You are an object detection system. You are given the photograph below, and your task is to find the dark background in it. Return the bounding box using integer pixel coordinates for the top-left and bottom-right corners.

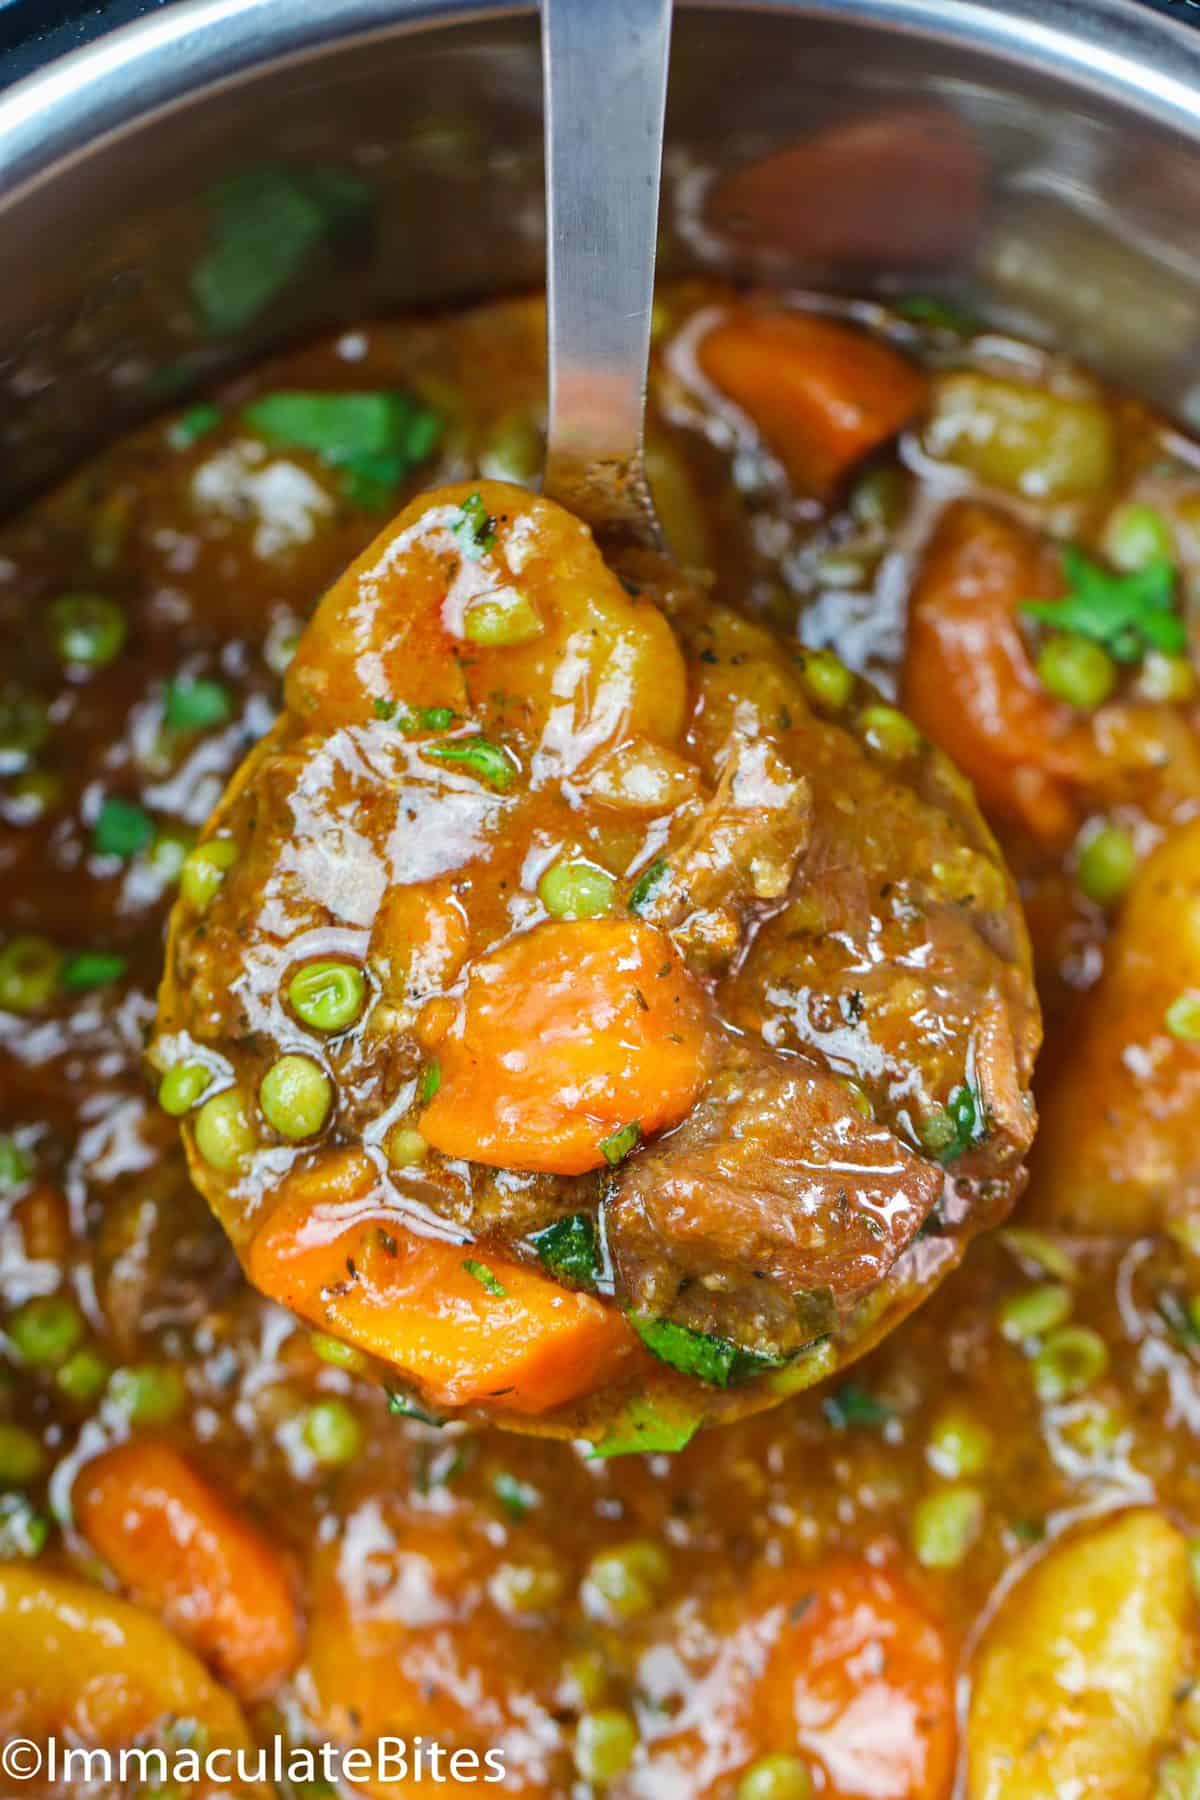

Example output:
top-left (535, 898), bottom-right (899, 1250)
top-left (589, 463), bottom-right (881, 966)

top-left (0, 0), bottom-right (1196, 95)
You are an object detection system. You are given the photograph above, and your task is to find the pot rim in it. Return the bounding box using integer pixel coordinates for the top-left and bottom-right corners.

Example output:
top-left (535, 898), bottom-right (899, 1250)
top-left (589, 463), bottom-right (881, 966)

top-left (1, 0), bottom-right (1199, 204)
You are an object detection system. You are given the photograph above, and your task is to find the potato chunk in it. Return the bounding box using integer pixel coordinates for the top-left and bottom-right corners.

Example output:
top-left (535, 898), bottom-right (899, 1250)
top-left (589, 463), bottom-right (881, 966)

top-left (924, 370), bottom-right (1116, 500)
top-left (967, 1508), bottom-right (1191, 1799)
top-left (1030, 818), bottom-right (1200, 1233)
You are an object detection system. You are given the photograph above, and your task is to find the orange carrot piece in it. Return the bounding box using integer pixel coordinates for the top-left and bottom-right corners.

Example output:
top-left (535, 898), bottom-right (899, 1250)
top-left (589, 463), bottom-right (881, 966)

top-left (248, 1151), bottom-right (636, 1414)
top-left (74, 1439), bottom-right (301, 1703)
top-left (697, 309), bottom-right (928, 498)
top-left (419, 918), bottom-right (712, 1176)
top-left (902, 500), bottom-right (1096, 845)
top-left (747, 1557), bottom-right (956, 1799)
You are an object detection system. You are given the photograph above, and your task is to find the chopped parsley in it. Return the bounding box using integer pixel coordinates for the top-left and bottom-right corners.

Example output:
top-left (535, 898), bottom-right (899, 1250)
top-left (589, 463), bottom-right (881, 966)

top-left (493, 1471), bottom-right (541, 1521)
top-left (532, 1214), bottom-right (601, 1289)
top-left (167, 403), bottom-right (222, 450)
top-left (1022, 546), bottom-right (1186, 664)
top-left (241, 388), bottom-right (442, 502)
top-left (92, 796), bottom-right (154, 859)
top-left (373, 698), bottom-right (456, 733)
top-left (191, 163), bottom-right (373, 336)
top-left (895, 294), bottom-right (978, 336)
top-left (165, 676), bottom-right (233, 732)
top-left (60, 951), bottom-right (127, 992)
top-left (424, 736), bottom-right (517, 791)
top-left (384, 1387), bottom-right (446, 1427)
top-left (630, 1315), bottom-right (775, 1388)
top-left (418, 1061), bottom-right (441, 1104)
top-left (822, 1381), bottom-right (895, 1431)
top-left (463, 1259), bottom-right (507, 1298)
top-left (590, 1393), bottom-right (701, 1459)
top-left (452, 491), bottom-right (497, 561)
top-left (919, 1082), bottom-right (987, 1164)
top-left (600, 1121), bottom-right (641, 1167)
top-left (628, 859), bottom-right (670, 916)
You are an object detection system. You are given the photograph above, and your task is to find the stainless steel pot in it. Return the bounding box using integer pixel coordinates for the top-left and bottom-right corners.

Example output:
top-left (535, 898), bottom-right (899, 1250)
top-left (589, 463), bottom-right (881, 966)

top-left (4, 0), bottom-right (1200, 509)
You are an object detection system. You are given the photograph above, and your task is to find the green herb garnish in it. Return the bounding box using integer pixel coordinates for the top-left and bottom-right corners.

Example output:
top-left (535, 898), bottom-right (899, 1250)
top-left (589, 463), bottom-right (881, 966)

top-left (532, 1214), bottom-right (601, 1289)
top-left (590, 1394), bottom-right (701, 1459)
top-left (600, 1121), bottom-right (641, 1167)
top-left (1022, 546), bottom-right (1186, 664)
top-left (384, 1387), bottom-right (446, 1427)
top-left (895, 294), bottom-right (978, 336)
top-left (630, 1316), bottom-right (774, 1388)
top-left (373, 697), bottom-right (397, 720)
top-left (242, 389), bottom-right (442, 501)
top-left (165, 677), bottom-right (233, 732)
top-left (493, 1471), bottom-right (541, 1520)
top-left (61, 951), bottom-right (127, 992)
top-left (418, 1061), bottom-right (441, 1104)
top-left (452, 491), bottom-right (497, 561)
top-left (463, 1259), bottom-right (507, 1298)
top-left (92, 796), bottom-right (154, 859)
top-left (628, 859), bottom-right (670, 915)
top-left (424, 736), bottom-right (516, 791)
top-left (191, 164), bottom-right (373, 336)
top-left (373, 700), bottom-right (456, 733)
top-left (822, 1381), bottom-right (895, 1431)
top-left (167, 403), bottom-right (223, 450)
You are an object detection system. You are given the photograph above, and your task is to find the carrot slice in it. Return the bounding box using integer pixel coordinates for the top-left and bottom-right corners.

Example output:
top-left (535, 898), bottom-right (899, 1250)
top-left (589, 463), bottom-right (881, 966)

top-left (248, 1151), bottom-right (636, 1413)
top-left (697, 309), bottom-right (928, 498)
top-left (902, 500), bottom-right (1096, 844)
top-left (74, 1438), bottom-right (301, 1703)
top-left (419, 918), bottom-right (712, 1176)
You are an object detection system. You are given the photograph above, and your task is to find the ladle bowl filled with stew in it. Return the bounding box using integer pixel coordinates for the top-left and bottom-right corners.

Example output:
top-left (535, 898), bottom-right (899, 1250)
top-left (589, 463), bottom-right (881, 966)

top-left (7, 0), bottom-right (1200, 1792)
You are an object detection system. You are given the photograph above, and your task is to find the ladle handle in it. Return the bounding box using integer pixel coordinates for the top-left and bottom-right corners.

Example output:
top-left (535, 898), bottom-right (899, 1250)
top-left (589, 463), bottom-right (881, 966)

top-left (540, 0), bottom-right (672, 548)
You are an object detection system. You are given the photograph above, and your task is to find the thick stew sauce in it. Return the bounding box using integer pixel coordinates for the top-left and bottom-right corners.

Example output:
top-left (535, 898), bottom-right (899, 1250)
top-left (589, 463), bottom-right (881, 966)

top-left (3, 283), bottom-right (1200, 1797)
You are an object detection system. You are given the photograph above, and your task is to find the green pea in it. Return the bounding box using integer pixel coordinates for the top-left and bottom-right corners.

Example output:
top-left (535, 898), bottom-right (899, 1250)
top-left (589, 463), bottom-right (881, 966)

top-left (1137, 649), bottom-right (1196, 703)
top-left (738, 1754), bottom-right (815, 1800)
top-left (797, 648), bottom-right (855, 711)
top-left (997, 1282), bottom-right (1073, 1343)
top-left (462, 588), bottom-right (543, 647)
top-left (92, 795), bottom-right (154, 859)
top-left (158, 1062), bottom-right (213, 1117)
top-left (288, 960), bottom-right (366, 1032)
top-left (1155, 1753), bottom-right (1200, 1800)
top-left (0, 685), bottom-right (49, 773)
top-left (1101, 502), bottom-right (1173, 572)
top-left (47, 593), bottom-right (127, 668)
top-left (1032, 1325), bottom-right (1109, 1403)
top-left (574, 1709), bottom-right (637, 1787)
top-left (490, 1558), bottom-right (566, 1614)
top-left (6, 769), bottom-right (64, 823)
top-left (0, 1136), bottom-right (33, 1195)
top-left (1166, 991), bottom-right (1200, 1042)
top-left (179, 839), bottom-right (237, 909)
top-left (193, 1087), bottom-right (256, 1172)
top-left (0, 1423), bottom-right (45, 1486)
top-left (8, 1294), bottom-right (85, 1368)
top-left (1076, 824), bottom-right (1137, 906)
top-left (386, 1127), bottom-right (427, 1169)
top-left (582, 1540), bottom-right (670, 1621)
top-left (850, 463), bottom-right (907, 533)
top-left (302, 1398), bottom-right (362, 1467)
top-left (996, 1227), bottom-right (1077, 1282)
top-left (55, 1347), bottom-right (111, 1405)
top-left (310, 1332), bottom-right (368, 1373)
top-left (926, 1404), bottom-right (992, 1479)
top-left (0, 935), bottom-right (62, 1012)
top-left (0, 1493), bottom-right (49, 1558)
top-left (910, 1484), bottom-right (984, 1568)
top-left (164, 676), bottom-right (233, 732)
top-left (538, 860), bottom-right (616, 920)
top-left (109, 1362), bottom-right (186, 1426)
top-left (148, 825), bottom-right (197, 883)
top-left (260, 1055), bottom-right (333, 1140)
top-left (858, 702), bottom-right (922, 759)
top-left (61, 950), bottom-right (127, 992)
top-left (1035, 633), bottom-right (1117, 710)
top-left (559, 1649), bottom-right (608, 1709)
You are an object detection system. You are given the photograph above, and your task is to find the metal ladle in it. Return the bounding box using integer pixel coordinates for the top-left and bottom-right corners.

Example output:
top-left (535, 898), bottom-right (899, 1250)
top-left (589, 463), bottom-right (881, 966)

top-left (540, 0), bottom-right (673, 549)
